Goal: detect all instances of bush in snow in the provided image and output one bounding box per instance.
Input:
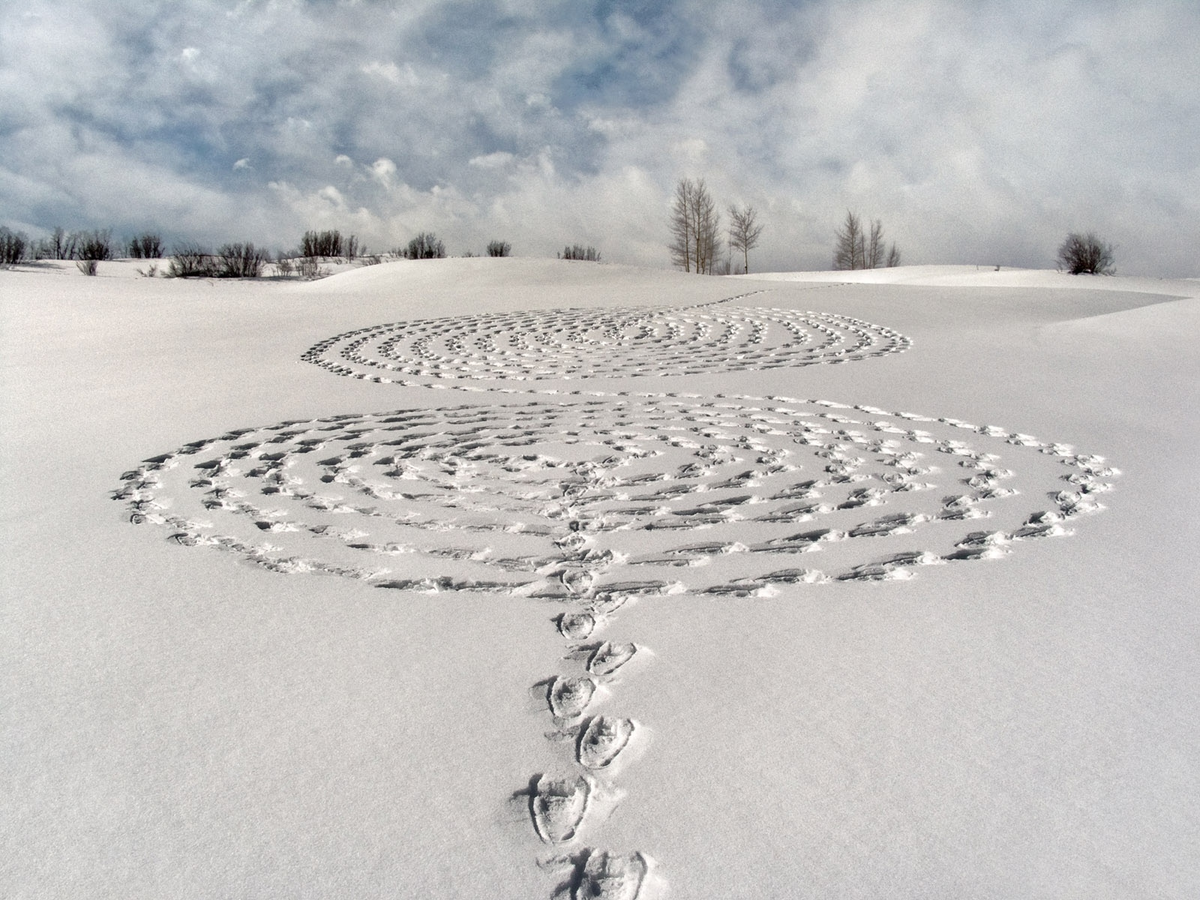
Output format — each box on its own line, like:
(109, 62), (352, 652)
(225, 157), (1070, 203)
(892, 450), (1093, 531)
(167, 244), (218, 278)
(486, 240), (511, 257)
(217, 243), (270, 278)
(77, 230), (114, 262)
(1057, 232), (1115, 275)
(404, 232), (446, 259)
(558, 244), (601, 262)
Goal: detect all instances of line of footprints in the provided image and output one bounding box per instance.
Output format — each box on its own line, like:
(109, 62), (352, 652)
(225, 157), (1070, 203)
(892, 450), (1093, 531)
(525, 457), (654, 900)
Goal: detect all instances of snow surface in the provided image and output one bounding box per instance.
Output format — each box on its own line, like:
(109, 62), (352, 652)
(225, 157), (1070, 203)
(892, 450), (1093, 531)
(2, 258), (1198, 898)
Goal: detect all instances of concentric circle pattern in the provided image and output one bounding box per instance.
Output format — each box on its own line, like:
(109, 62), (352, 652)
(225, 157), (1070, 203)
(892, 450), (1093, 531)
(301, 301), (911, 386)
(116, 393), (1116, 594)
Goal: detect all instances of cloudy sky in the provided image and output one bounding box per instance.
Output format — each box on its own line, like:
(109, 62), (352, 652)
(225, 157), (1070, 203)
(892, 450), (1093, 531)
(2, 0), (1197, 274)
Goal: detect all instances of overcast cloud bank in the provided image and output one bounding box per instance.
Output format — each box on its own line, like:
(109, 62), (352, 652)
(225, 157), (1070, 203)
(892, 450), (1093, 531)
(2, 0), (1197, 274)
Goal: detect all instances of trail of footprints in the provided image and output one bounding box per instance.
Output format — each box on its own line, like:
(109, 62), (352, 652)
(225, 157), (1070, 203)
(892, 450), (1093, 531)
(302, 297), (910, 388)
(117, 391), (1117, 897)
(121, 295), (1115, 897)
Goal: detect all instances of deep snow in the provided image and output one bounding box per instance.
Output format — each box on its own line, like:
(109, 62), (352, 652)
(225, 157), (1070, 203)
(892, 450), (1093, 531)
(2, 258), (1197, 898)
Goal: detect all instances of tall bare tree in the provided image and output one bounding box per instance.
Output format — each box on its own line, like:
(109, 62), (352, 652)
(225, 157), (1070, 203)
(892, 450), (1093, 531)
(835, 210), (900, 270)
(670, 178), (695, 272)
(728, 204), (764, 274)
(670, 177), (722, 274)
(834, 210), (864, 270)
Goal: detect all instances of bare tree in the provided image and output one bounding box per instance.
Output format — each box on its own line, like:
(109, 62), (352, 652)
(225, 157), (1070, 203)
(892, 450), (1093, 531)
(670, 177), (722, 274)
(835, 211), (900, 270)
(1057, 232), (1115, 275)
(728, 204), (764, 274)
(834, 210), (864, 270)
(404, 232), (446, 259)
(0, 227), (27, 265)
(302, 230), (344, 258)
(669, 179), (692, 271)
(127, 233), (164, 259)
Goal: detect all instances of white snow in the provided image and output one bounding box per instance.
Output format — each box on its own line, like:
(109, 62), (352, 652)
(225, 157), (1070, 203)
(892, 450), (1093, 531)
(3, 258), (1197, 898)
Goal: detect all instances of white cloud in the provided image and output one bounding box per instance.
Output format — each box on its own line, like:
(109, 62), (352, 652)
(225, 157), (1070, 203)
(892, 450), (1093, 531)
(370, 158), (398, 186)
(469, 152), (516, 170)
(0, 0), (1196, 274)
(361, 61), (417, 87)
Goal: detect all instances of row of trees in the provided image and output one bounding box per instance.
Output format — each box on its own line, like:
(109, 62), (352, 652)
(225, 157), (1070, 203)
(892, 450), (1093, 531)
(4, 217), (1117, 277)
(833, 211), (901, 270)
(668, 177), (764, 275)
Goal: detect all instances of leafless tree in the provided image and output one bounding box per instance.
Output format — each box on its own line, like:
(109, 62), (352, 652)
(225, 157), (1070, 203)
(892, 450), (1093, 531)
(1057, 232), (1115, 275)
(302, 230), (343, 258)
(670, 177), (722, 274)
(127, 233), (163, 259)
(728, 204), (764, 274)
(404, 232), (446, 259)
(0, 228), (27, 265)
(487, 240), (511, 257)
(834, 210), (863, 270)
(835, 211), (900, 270)
(559, 244), (601, 261)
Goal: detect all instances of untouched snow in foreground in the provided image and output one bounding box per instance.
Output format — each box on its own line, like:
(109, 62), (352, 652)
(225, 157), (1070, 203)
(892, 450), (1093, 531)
(3, 259), (1198, 898)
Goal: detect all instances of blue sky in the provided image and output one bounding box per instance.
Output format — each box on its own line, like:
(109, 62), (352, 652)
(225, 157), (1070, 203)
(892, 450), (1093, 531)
(2, 0), (1197, 274)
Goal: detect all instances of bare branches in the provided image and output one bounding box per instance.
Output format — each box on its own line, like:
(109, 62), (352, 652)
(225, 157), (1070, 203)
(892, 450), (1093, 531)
(728, 204), (764, 274)
(834, 210), (863, 270)
(559, 245), (601, 261)
(670, 177), (722, 274)
(834, 211), (900, 270)
(404, 232), (446, 259)
(1057, 232), (1115, 275)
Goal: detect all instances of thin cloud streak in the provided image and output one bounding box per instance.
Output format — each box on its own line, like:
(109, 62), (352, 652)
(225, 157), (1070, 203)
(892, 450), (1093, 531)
(1, 0), (1196, 274)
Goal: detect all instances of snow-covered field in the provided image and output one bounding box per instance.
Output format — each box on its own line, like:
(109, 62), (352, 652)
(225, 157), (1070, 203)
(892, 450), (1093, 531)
(3, 258), (1197, 898)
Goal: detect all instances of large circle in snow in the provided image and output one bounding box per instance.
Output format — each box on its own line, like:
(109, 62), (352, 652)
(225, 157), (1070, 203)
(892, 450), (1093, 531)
(116, 394), (1116, 594)
(301, 302), (911, 387)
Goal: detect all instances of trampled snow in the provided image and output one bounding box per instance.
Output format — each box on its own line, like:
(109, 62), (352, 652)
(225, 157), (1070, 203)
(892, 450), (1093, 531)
(2, 259), (1197, 898)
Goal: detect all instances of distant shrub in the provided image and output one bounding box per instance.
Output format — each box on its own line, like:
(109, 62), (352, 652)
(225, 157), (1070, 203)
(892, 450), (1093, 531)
(559, 244), (601, 262)
(0, 227), (27, 265)
(404, 232), (446, 259)
(297, 257), (330, 279)
(217, 242), (270, 278)
(1057, 232), (1115, 275)
(301, 229), (343, 259)
(76, 259), (99, 276)
(127, 232), (164, 259)
(77, 229), (114, 262)
(167, 244), (218, 278)
(275, 257), (294, 277)
(487, 240), (511, 257)
(360, 254), (382, 266)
